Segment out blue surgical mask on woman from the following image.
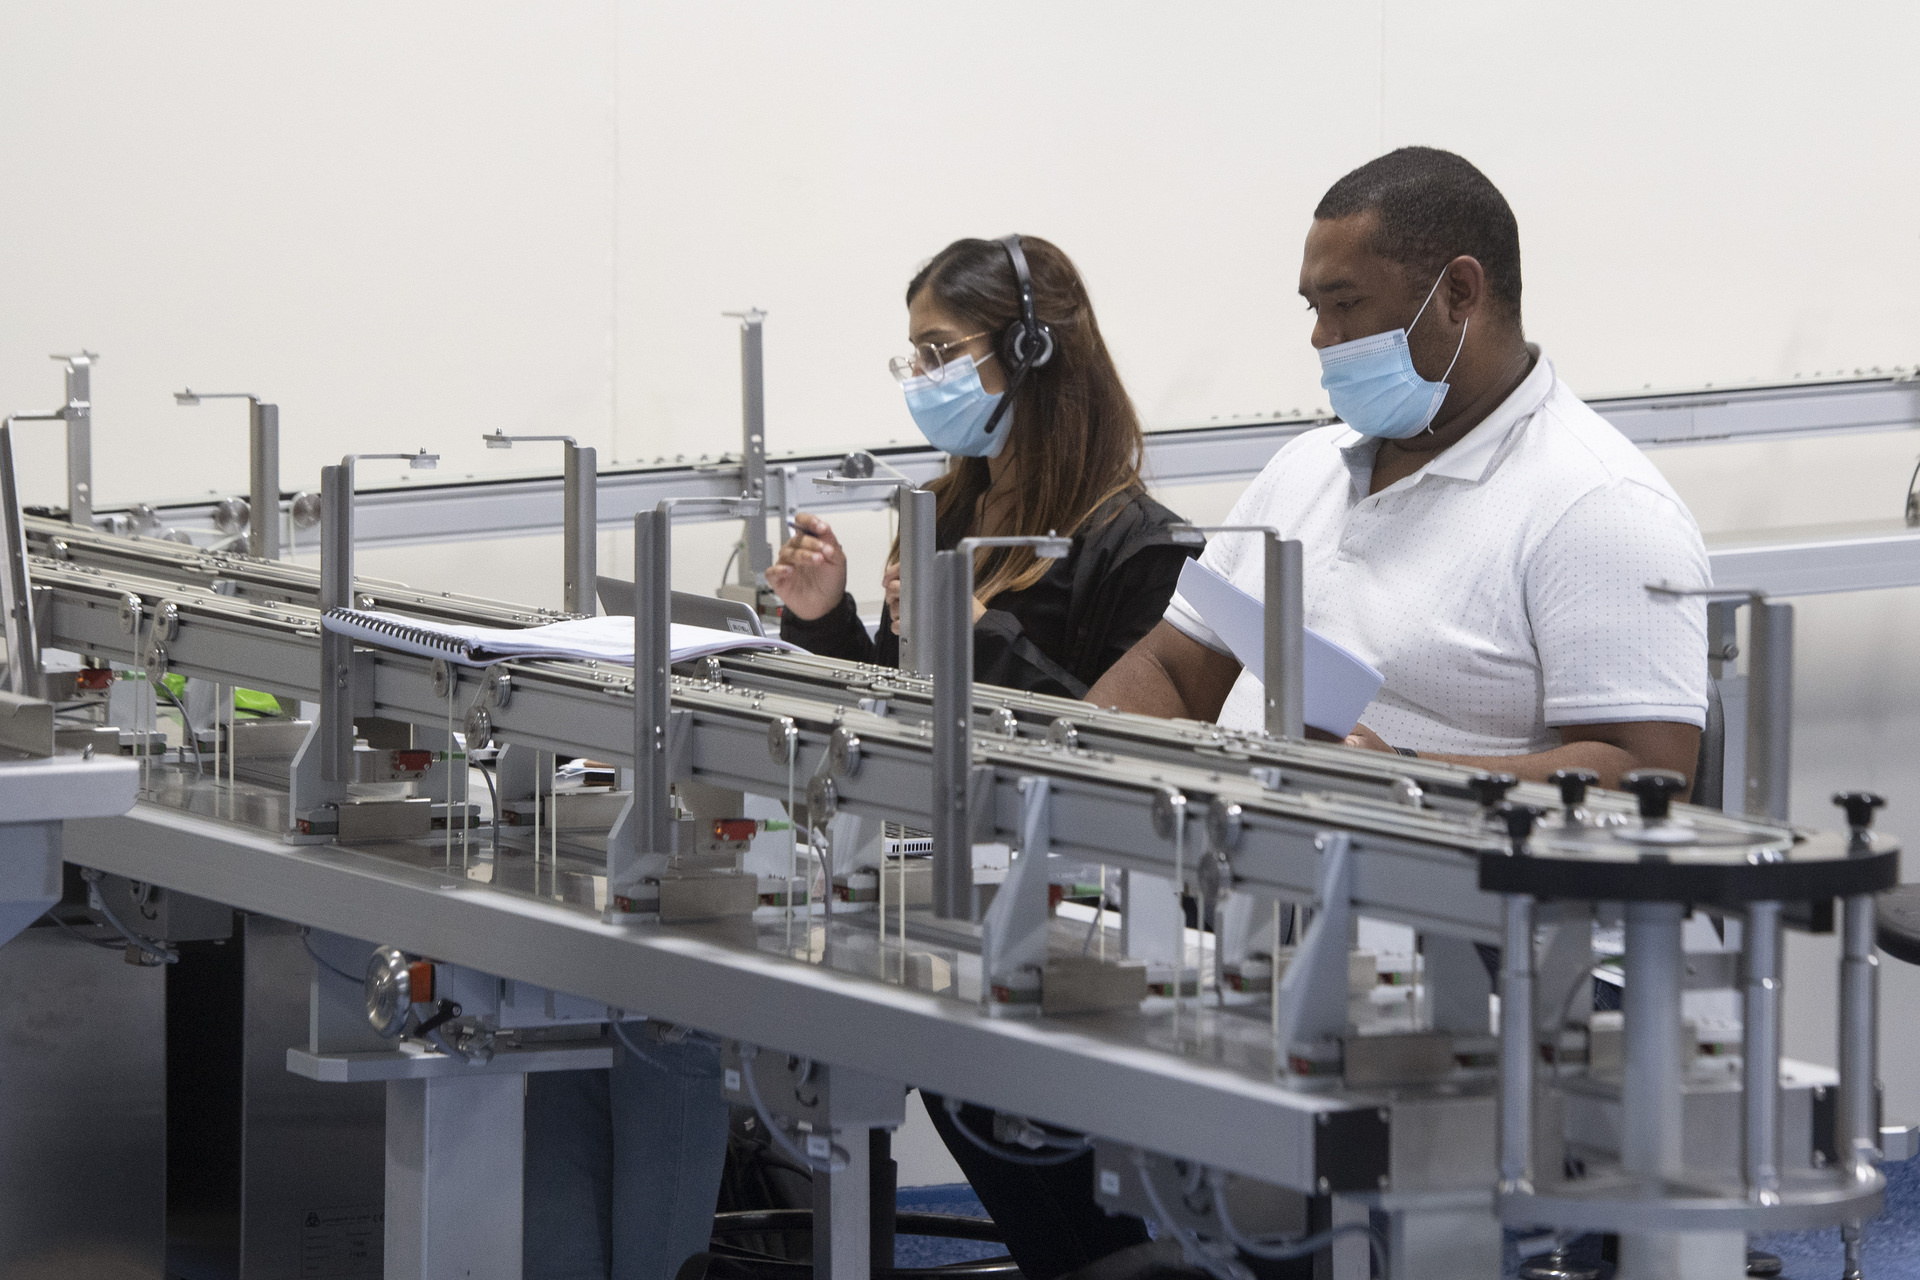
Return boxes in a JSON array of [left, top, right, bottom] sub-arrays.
[[901, 354, 1012, 458], [1317, 270, 1469, 440]]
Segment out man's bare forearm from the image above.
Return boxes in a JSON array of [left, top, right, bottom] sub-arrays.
[[1413, 742, 1644, 790], [1085, 645, 1192, 719]]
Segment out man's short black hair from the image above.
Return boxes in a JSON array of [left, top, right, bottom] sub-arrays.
[[1315, 147, 1522, 319]]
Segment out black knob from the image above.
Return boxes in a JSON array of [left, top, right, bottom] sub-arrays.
[[1466, 773, 1519, 809], [1550, 768, 1600, 810], [1496, 802, 1549, 855], [1622, 769, 1688, 822], [1833, 791, 1886, 832]]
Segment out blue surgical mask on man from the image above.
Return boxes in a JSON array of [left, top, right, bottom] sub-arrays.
[[901, 354, 1012, 458], [1317, 270, 1469, 440]]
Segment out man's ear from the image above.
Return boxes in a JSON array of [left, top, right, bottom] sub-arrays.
[[1442, 255, 1487, 324]]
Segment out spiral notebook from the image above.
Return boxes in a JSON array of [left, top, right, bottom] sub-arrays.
[[321, 608, 797, 668]]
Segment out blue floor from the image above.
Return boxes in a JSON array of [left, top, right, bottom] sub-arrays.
[[894, 1183, 1004, 1268], [905, 1158, 1920, 1279], [1752, 1153, 1920, 1279]]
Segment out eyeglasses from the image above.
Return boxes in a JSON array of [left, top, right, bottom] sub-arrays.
[[888, 332, 995, 383]]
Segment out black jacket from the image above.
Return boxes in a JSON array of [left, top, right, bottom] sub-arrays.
[[780, 490, 1196, 699]]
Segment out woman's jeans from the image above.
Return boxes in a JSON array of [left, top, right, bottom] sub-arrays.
[[524, 1034, 730, 1280]]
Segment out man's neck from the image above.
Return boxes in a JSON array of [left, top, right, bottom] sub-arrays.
[[1367, 342, 1535, 494]]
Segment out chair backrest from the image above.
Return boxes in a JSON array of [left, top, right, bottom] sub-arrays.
[[1693, 678, 1726, 811]]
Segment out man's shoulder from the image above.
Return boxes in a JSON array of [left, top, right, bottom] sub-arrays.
[[1240, 422, 1353, 495], [1510, 375, 1691, 516]]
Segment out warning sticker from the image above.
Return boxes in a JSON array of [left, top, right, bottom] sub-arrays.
[[300, 1204, 383, 1278]]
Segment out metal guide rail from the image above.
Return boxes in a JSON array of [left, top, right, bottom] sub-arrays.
[[22, 538, 1852, 944], [25, 524, 1902, 1276]]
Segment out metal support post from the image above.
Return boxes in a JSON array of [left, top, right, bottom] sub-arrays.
[[1745, 601, 1793, 822], [482, 432, 598, 614], [631, 508, 674, 869], [317, 465, 356, 786], [0, 424, 43, 699], [928, 533, 1071, 920], [1174, 525, 1304, 737], [563, 442, 597, 615], [1839, 892, 1880, 1177], [929, 549, 974, 920], [385, 1073, 525, 1280], [728, 309, 773, 590], [248, 401, 281, 559], [1614, 901, 1742, 1276], [813, 1122, 872, 1279], [1743, 900, 1784, 1204], [898, 486, 937, 675], [52, 352, 94, 527], [176, 390, 283, 558], [1497, 894, 1536, 1196], [1264, 535, 1305, 739]]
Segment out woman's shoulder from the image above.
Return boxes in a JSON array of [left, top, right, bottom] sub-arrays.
[[1080, 488, 1194, 561]]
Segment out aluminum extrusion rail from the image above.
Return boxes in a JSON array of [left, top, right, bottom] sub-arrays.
[[28, 554, 1824, 945], [103, 371, 1919, 549]]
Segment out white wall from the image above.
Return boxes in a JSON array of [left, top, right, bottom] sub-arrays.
[[7, 0, 1920, 1153]]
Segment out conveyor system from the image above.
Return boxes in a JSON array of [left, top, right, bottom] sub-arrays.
[[6, 489, 1903, 1280]]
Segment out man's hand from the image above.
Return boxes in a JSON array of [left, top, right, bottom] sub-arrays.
[[1343, 719, 1703, 795], [1343, 722, 1392, 753]]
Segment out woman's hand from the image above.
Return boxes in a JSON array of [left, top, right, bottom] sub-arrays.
[[765, 513, 848, 621], [882, 561, 901, 633], [881, 561, 987, 632], [887, 564, 998, 637]]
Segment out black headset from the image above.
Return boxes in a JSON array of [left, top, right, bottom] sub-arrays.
[[980, 233, 1054, 440]]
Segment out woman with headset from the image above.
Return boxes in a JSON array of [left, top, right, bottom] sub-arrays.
[[770, 233, 1193, 701], [768, 235, 1194, 1279]]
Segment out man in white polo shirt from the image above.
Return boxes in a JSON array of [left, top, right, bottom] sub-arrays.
[[1089, 147, 1708, 786]]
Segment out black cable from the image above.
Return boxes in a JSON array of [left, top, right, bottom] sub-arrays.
[[153, 681, 203, 774], [1906, 455, 1920, 526], [717, 544, 741, 593], [480, 761, 501, 851], [299, 927, 364, 985]]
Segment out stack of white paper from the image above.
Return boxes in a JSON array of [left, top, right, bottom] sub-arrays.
[[322, 608, 797, 668], [1174, 559, 1384, 736]]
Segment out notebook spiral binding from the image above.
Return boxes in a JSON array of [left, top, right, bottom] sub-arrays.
[[324, 608, 474, 659]]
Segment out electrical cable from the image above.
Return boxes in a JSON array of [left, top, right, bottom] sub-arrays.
[[1206, 1168, 1387, 1273], [1130, 1150, 1251, 1280], [479, 760, 501, 852], [79, 871, 178, 965], [941, 1097, 1091, 1167], [152, 681, 203, 774], [609, 1015, 668, 1072], [738, 1043, 850, 1173], [299, 927, 364, 985], [1906, 454, 1920, 527], [43, 910, 127, 952], [717, 544, 740, 593]]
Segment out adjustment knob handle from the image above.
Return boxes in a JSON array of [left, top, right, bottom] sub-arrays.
[[1550, 767, 1600, 810], [1622, 769, 1688, 822], [1833, 791, 1886, 832], [1496, 802, 1550, 855], [1466, 772, 1519, 809]]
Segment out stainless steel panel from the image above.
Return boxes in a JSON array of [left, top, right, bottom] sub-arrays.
[[0, 925, 166, 1280]]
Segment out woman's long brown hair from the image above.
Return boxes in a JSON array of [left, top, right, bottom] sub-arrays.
[[901, 235, 1148, 603]]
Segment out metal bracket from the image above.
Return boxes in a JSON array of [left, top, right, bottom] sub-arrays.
[[1272, 832, 1355, 1057]]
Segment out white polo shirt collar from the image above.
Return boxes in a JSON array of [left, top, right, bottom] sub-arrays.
[[1332, 346, 1554, 498]]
